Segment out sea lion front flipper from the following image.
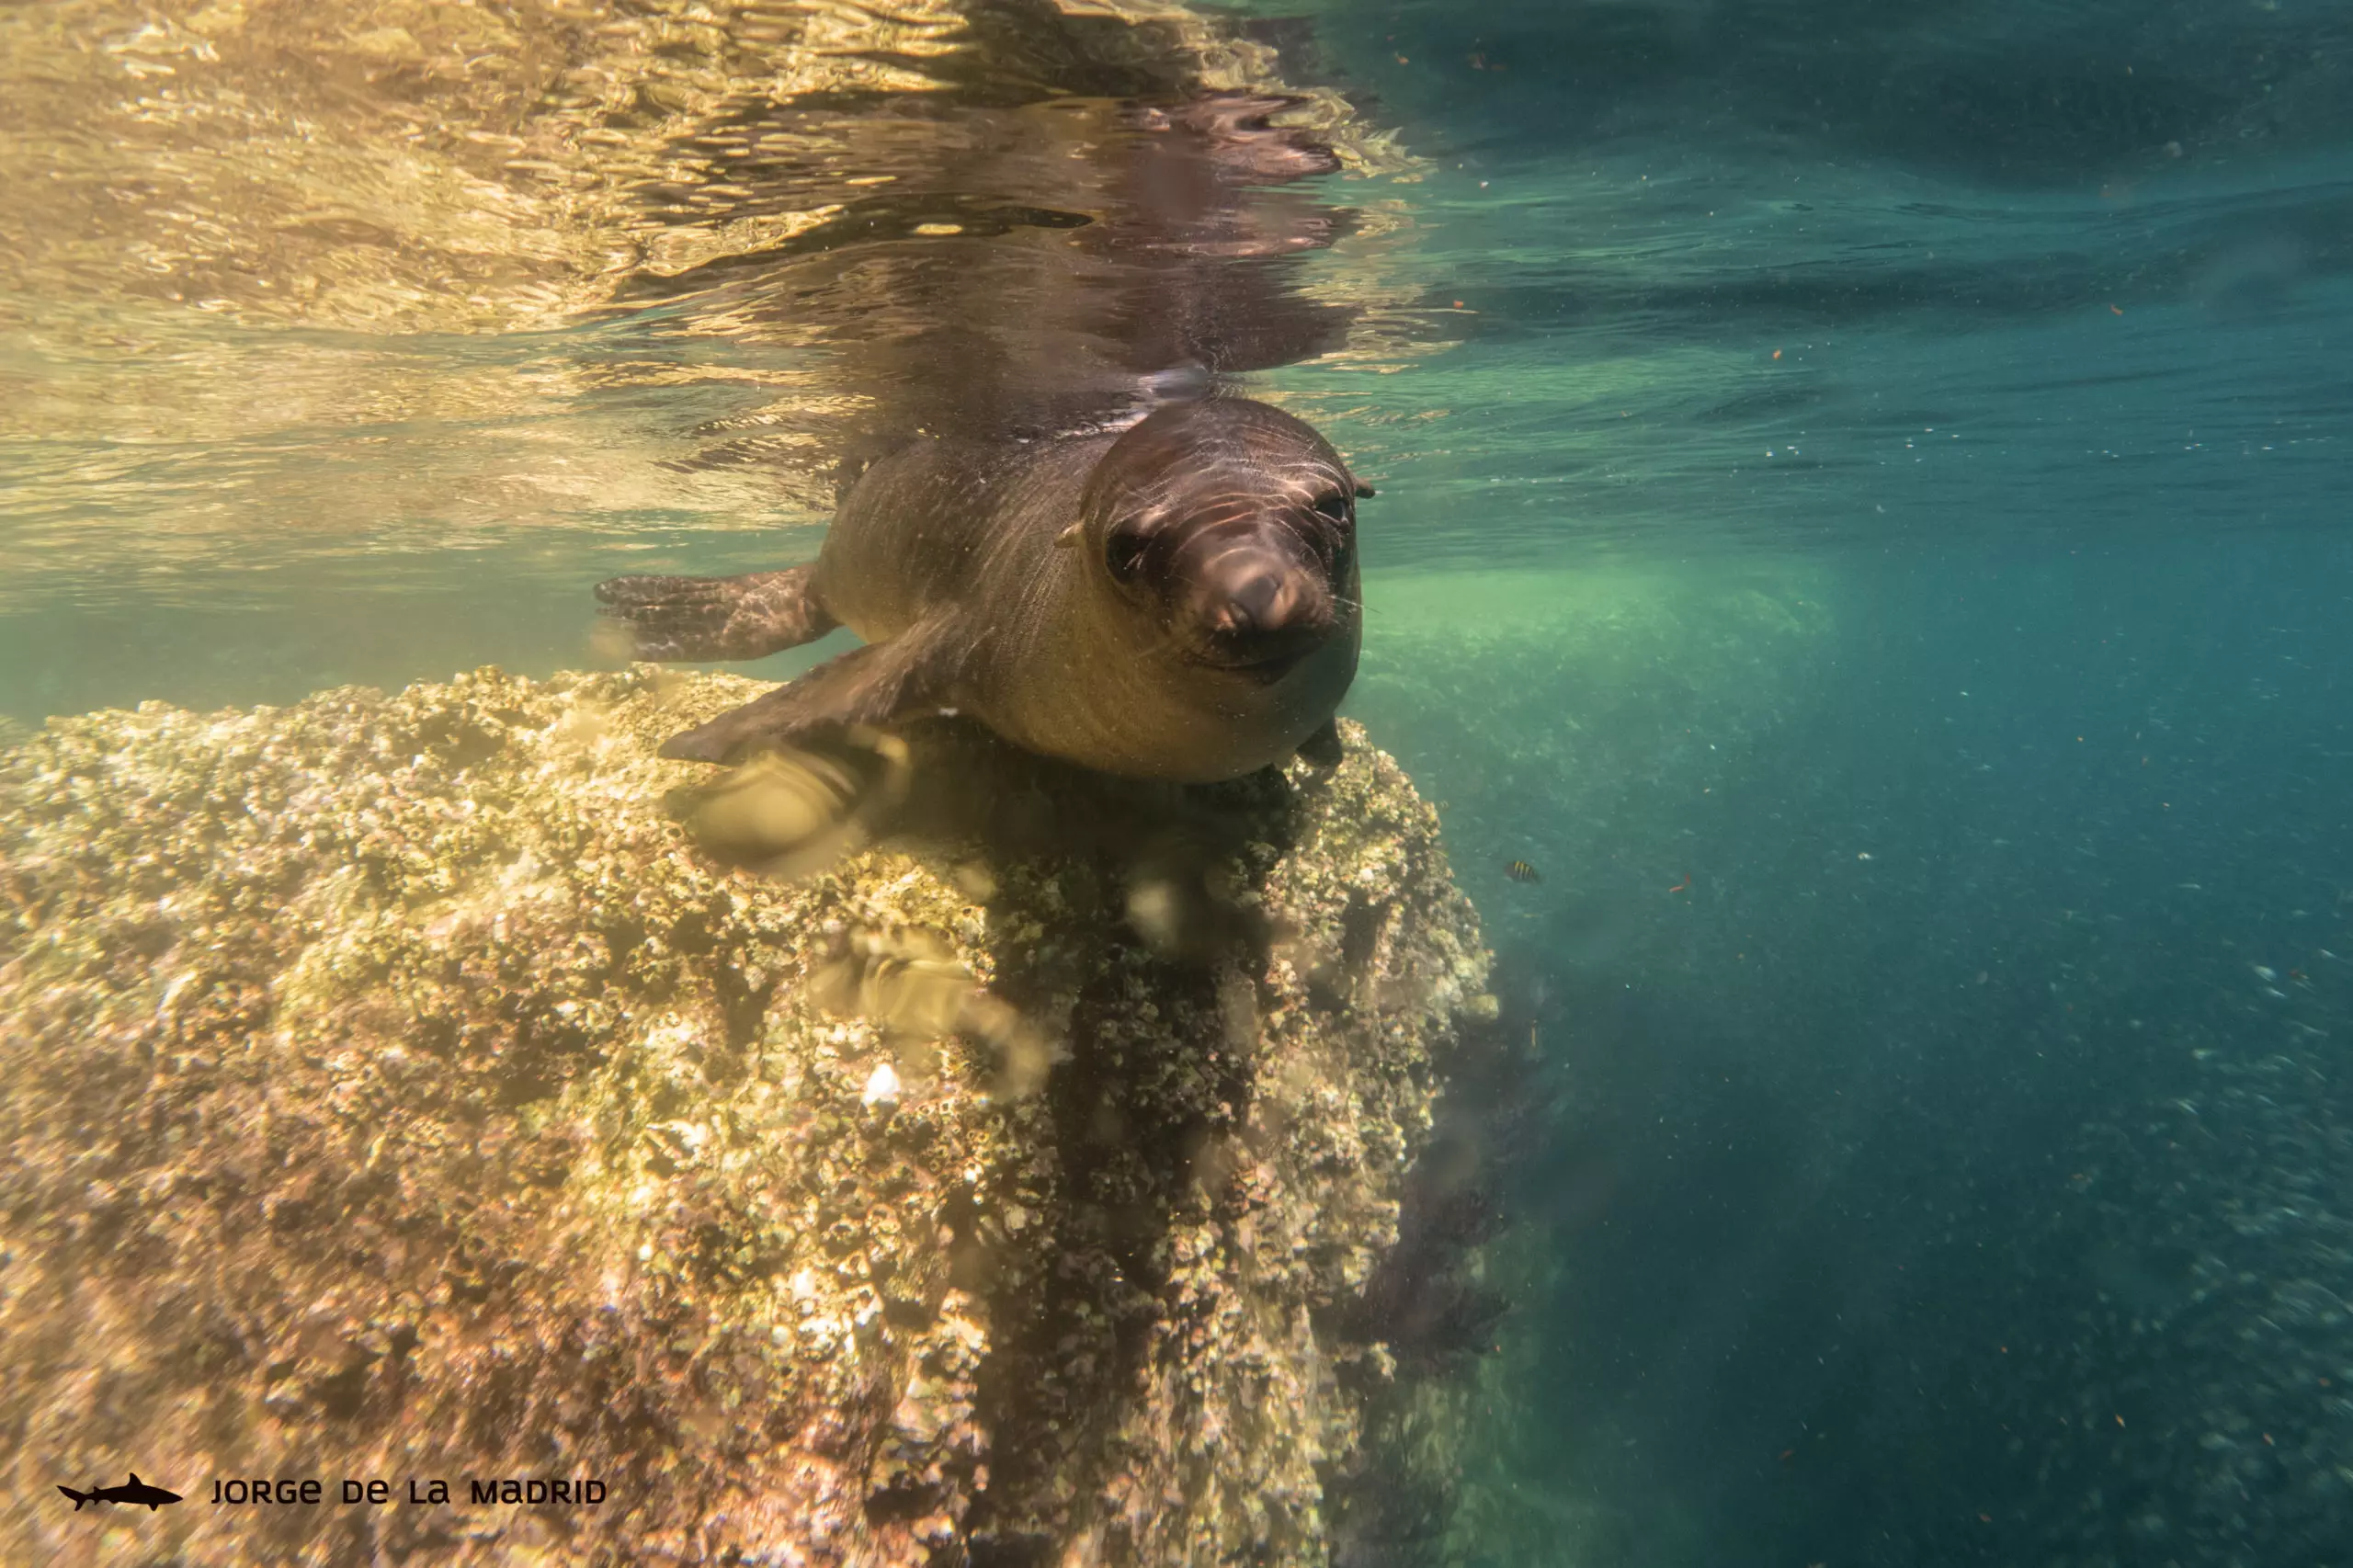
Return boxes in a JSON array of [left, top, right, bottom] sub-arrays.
[[1296, 718, 1345, 768], [595, 565, 836, 662], [659, 619, 961, 764]]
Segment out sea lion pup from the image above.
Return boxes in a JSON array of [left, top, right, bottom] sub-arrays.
[[596, 397, 1372, 781]]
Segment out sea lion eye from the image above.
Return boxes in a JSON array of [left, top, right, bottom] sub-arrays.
[[1106, 521, 1152, 584], [1311, 493, 1354, 528]]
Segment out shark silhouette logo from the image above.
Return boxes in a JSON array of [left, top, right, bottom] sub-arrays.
[[57, 1472, 183, 1511]]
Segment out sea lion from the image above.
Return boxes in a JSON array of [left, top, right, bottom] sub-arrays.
[[595, 396, 1370, 781]]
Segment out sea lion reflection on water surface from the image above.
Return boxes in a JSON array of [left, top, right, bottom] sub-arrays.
[[597, 397, 1371, 782]]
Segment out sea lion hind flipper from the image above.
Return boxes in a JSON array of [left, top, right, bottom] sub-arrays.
[[658, 620, 961, 764], [595, 565, 836, 662], [1296, 717, 1344, 768]]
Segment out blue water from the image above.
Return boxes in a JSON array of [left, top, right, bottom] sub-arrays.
[[1282, 5, 2353, 1562], [1351, 539, 2353, 1563], [6, 1, 2352, 1562]]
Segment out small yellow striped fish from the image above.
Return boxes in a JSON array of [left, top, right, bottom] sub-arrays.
[[1505, 858, 1540, 884]]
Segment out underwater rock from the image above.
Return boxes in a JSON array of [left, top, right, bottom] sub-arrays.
[[0, 665, 1491, 1566]]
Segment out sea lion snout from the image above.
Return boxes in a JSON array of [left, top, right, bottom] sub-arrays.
[[1187, 538, 1333, 673], [1210, 562, 1300, 637]]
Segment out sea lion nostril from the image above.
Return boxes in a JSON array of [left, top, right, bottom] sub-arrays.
[[1222, 571, 1286, 633]]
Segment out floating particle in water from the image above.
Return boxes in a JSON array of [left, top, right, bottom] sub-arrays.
[[964, 993, 1057, 1099], [813, 926, 970, 1040], [814, 926, 1056, 1099], [1126, 876, 1186, 949], [672, 727, 910, 881]]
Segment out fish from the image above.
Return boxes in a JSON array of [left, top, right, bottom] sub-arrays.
[[1505, 859, 1540, 884]]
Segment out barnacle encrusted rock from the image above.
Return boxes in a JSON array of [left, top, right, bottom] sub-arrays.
[[0, 666, 1488, 1566]]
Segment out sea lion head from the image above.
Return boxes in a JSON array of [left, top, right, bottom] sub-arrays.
[[1074, 398, 1369, 681]]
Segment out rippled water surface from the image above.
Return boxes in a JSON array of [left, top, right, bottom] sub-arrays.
[[7, 1, 2353, 1563]]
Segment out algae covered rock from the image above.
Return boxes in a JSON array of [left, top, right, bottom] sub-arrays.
[[0, 666, 1489, 1566]]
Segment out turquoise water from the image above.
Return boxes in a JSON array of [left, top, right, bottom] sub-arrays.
[[1300, 6, 2353, 1563], [6, 1, 2351, 1562]]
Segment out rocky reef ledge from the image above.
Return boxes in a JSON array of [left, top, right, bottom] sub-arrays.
[[0, 667, 1491, 1566]]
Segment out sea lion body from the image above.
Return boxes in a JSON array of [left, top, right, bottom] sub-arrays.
[[597, 398, 1368, 781]]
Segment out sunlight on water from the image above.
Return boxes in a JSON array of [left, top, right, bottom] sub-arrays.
[[0, 0, 1425, 661]]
